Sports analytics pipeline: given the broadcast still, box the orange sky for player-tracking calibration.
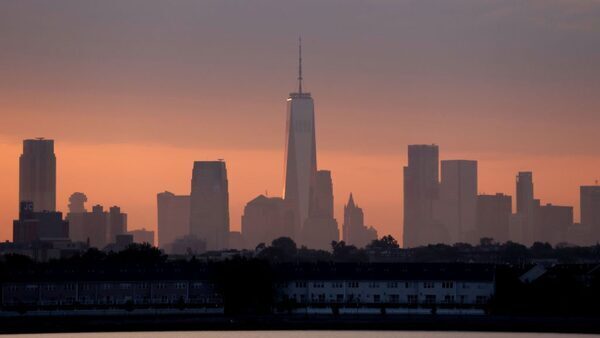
[1,1,599,244]
[1,138,599,243]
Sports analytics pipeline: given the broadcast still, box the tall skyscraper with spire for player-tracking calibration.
[283,38,318,240]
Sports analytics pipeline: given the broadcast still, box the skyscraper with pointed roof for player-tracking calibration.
[343,193,378,248]
[283,38,318,241]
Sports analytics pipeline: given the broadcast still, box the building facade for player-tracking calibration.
[403,144,440,248]
[189,161,230,250]
[477,193,512,243]
[157,191,190,251]
[434,160,478,244]
[342,194,378,248]
[19,138,56,212]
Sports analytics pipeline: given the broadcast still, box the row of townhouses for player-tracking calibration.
[0,263,495,311]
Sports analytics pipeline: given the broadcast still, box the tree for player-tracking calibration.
[367,235,400,250]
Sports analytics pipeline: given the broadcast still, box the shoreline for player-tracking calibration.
[0,314,599,335]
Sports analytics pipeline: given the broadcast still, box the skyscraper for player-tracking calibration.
[434,160,478,244]
[477,193,512,243]
[403,144,440,248]
[108,206,127,244]
[580,185,600,238]
[343,193,378,248]
[66,192,88,242]
[301,170,339,250]
[241,195,293,249]
[516,172,535,244]
[283,39,318,241]
[536,204,572,245]
[157,191,191,251]
[19,138,56,212]
[189,160,230,250]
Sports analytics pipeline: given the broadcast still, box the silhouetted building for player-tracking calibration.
[190,161,229,250]
[477,193,511,243]
[301,170,339,250]
[170,234,207,255]
[66,192,88,242]
[403,144,440,248]
[13,201,69,243]
[115,234,134,249]
[433,160,478,244]
[581,185,600,239]
[228,231,245,250]
[516,172,536,245]
[129,228,155,246]
[536,204,572,245]
[241,195,294,249]
[157,191,190,251]
[66,194,127,249]
[283,40,318,241]
[108,206,127,244]
[19,138,56,212]
[85,205,109,248]
[68,192,87,213]
[342,194,378,248]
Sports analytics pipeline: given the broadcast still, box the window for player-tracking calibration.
[387,282,398,288]
[368,282,379,288]
[476,296,488,304]
[425,295,436,304]
[407,295,418,304]
[336,294,344,302]
[423,282,435,289]
[389,294,400,303]
[347,281,359,288]
[444,295,455,304]
[441,282,454,289]
[373,294,381,303]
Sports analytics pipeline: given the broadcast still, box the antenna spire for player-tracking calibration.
[298,36,303,94]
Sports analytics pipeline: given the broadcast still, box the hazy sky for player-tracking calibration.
[1,0,600,243]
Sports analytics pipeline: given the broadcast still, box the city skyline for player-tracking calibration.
[2,1,600,244]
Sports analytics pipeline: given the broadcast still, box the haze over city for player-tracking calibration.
[2,0,600,244]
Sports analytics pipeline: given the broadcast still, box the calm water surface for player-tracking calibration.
[4,332,596,338]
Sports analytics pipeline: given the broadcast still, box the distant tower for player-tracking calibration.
[403,144,440,248]
[343,193,378,248]
[580,185,600,239]
[68,192,88,213]
[283,37,318,240]
[434,160,478,244]
[301,169,339,250]
[157,191,190,251]
[108,206,127,244]
[19,138,56,212]
[189,160,230,250]
[516,172,535,244]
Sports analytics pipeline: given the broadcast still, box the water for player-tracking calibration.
[3,332,594,338]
